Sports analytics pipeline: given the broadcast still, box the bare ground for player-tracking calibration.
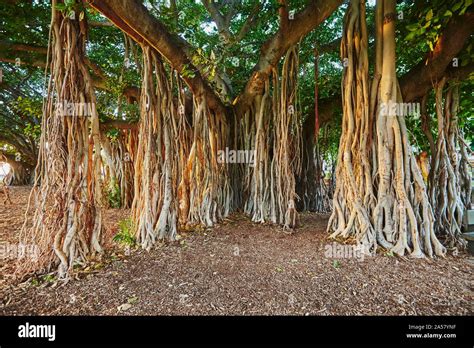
[0,186,472,315]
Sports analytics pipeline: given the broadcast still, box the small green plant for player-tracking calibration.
[42,274,56,283]
[107,177,122,208]
[113,218,136,247]
[332,260,341,269]
[30,274,56,286]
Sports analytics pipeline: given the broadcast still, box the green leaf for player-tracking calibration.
[405,32,416,41]
[444,10,453,16]
[417,27,426,35]
[425,9,433,21]
[54,3,67,11]
[460,0,471,14]
[452,1,463,12]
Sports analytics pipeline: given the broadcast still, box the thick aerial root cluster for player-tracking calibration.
[131,47,180,249]
[458,134,472,211]
[243,47,302,229]
[20,2,103,277]
[328,0,445,258]
[298,138,332,213]
[131,46,233,249]
[328,0,377,253]
[101,128,137,208]
[0,157,32,185]
[429,79,469,249]
[296,117,334,214]
[184,96,232,227]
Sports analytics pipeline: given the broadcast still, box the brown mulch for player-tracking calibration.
[0,186,128,290]
[1,186,33,289]
[0,187,473,315]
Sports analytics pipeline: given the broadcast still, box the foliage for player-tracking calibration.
[11,96,42,140]
[107,177,122,209]
[318,119,342,173]
[113,218,136,247]
[404,0,472,54]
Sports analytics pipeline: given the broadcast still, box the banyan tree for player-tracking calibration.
[5,0,471,277]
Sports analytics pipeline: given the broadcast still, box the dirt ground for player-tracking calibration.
[0,186,472,315]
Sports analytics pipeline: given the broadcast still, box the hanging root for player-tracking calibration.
[131,46,180,249]
[429,79,467,249]
[328,0,377,253]
[131,45,233,250]
[328,0,445,258]
[101,128,137,208]
[19,1,104,278]
[243,46,302,229]
[185,94,231,227]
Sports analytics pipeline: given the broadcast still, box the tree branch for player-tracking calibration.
[0,41,141,102]
[0,41,48,54]
[399,12,474,102]
[318,11,474,125]
[202,0,231,43]
[87,0,227,115]
[234,3,261,42]
[235,0,344,113]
